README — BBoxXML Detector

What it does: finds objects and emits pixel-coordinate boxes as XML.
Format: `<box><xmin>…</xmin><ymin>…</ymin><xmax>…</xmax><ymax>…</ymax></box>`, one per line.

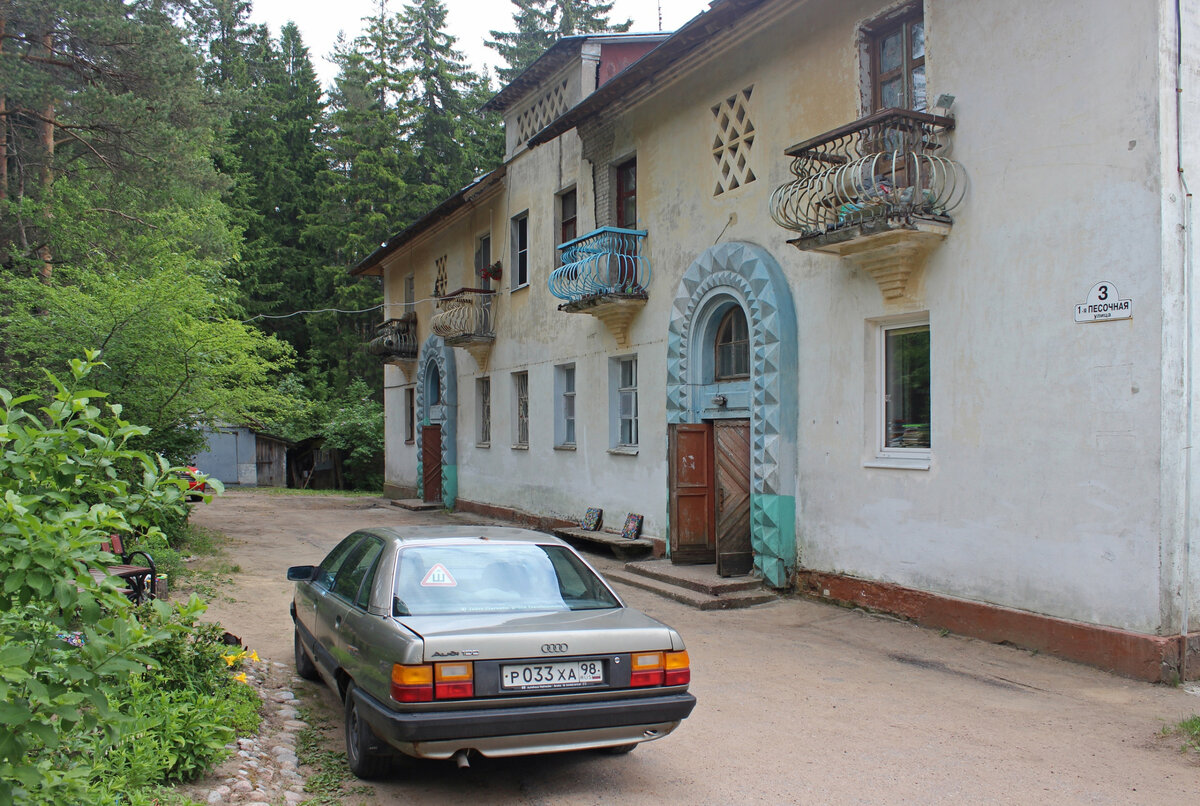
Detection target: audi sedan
<box><xmin>288</xmin><ymin>526</ymin><xmax>696</xmax><ymax>778</ymax></box>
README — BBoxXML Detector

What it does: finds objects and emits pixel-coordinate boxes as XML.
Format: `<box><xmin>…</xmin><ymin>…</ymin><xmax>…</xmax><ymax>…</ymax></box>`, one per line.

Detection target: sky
<box><xmin>248</xmin><ymin>0</ymin><xmax>713</xmax><ymax>90</ymax></box>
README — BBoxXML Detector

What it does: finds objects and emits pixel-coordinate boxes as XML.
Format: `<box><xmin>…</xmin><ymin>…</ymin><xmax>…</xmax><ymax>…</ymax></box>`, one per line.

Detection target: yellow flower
<box><xmin>233</xmin><ymin>672</ymin><xmax>248</xmax><ymax>684</ymax></box>
<box><xmin>222</xmin><ymin>650</ymin><xmax>246</xmax><ymax>667</ymax></box>
<box><xmin>249</xmin><ymin>650</ymin><xmax>260</xmax><ymax>663</ymax></box>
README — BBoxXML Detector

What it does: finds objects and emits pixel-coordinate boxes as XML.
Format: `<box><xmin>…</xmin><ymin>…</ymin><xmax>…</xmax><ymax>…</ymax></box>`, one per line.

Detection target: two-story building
<box><xmin>352</xmin><ymin>0</ymin><xmax>1199</xmax><ymax>682</ymax></box>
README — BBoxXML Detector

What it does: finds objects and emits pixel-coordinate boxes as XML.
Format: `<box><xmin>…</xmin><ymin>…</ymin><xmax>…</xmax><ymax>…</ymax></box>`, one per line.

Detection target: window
<box><xmin>715</xmin><ymin>306</ymin><xmax>750</xmax><ymax>380</ymax></box>
<box><xmin>405</xmin><ymin>388</ymin><xmax>415</xmax><ymax>443</ymax></box>
<box><xmin>331</xmin><ymin>536</ymin><xmax>384</xmax><ymax>605</ymax></box>
<box><xmin>615</xmin><ymin>158</ymin><xmax>637</xmax><ymax>228</ymax></box>
<box><xmin>404</xmin><ymin>274</ymin><xmax>415</xmax><ymax>316</ymax></box>
<box><xmin>477</xmin><ymin>377</ymin><xmax>491</xmax><ymax>445</ymax></box>
<box><xmin>555</xmin><ymin>364</ymin><xmax>576</xmax><ymax>447</ymax></box>
<box><xmin>474</xmin><ymin>234</ymin><xmax>492</xmax><ymax>289</ymax></box>
<box><xmin>611</xmin><ymin>356</ymin><xmax>638</xmax><ymax>448</ymax></box>
<box><xmin>314</xmin><ymin>535</ymin><xmax>359</xmax><ymax>590</ymax></box>
<box><xmin>867</xmin><ymin>7</ymin><xmax>925</xmax><ymax>112</ymax></box>
<box><xmin>513</xmin><ymin>371</ymin><xmax>529</xmax><ymax>447</ymax></box>
<box><xmin>511</xmin><ymin>214</ymin><xmax>529</xmax><ymax>288</ymax></box>
<box><xmin>426</xmin><ymin>366</ymin><xmax>441</xmax><ymax>406</ymax></box>
<box><xmin>558</xmin><ymin>188</ymin><xmax>577</xmax><ymax>244</ymax></box>
<box><xmin>880</xmin><ymin>322</ymin><xmax>930</xmax><ymax>454</ymax></box>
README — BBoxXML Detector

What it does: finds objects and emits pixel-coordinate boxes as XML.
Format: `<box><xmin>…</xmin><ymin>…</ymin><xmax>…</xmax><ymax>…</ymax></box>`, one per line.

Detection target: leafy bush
<box><xmin>0</xmin><ymin>354</ymin><xmax>250</xmax><ymax>804</ymax></box>
<box><xmin>320</xmin><ymin>377</ymin><xmax>384</xmax><ymax>490</ymax></box>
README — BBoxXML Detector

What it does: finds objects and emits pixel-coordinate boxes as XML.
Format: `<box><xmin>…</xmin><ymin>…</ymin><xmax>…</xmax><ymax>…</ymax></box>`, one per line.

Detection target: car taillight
<box><xmin>391</xmin><ymin>664</ymin><xmax>433</xmax><ymax>702</ymax></box>
<box><xmin>630</xmin><ymin>650</ymin><xmax>690</xmax><ymax>687</ymax></box>
<box><xmin>664</xmin><ymin>650</ymin><xmax>690</xmax><ymax>686</ymax></box>
<box><xmin>630</xmin><ymin>651</ymin><xmax>665</xmax><ymax>686</ymax></box>
<box><xmin>434</xmin><ymin>662</ymin><xmax>474</xmax><ymax>699</ymax></box>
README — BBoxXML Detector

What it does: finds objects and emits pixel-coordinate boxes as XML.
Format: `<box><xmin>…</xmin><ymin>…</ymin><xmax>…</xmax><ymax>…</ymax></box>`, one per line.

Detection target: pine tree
<box><xmin>398</xmin><ymin>0</ymin><xmax>491</xmax><ymax>213</ymax></box>
<box><xmin>486</xmin><ymin>0</ymin><xmax>632</xmax><ymax>83</ymax></box>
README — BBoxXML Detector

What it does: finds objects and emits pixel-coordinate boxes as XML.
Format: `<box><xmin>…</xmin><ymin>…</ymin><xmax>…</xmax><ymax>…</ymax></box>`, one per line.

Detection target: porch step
<box><xmin>623</xmin><ymin>560</ymin><xmax>765</xmax><ymax>596</ymax></box>
<box><xmin>391</xmin><ymin>499</ymin><xmax>444</xmax><ymax>511</ymax></box>
<box><xmin>552</xmin><ymin>527</ymin><xmax>657</xmax><ymax>560</ymax></box>
<box><xmin>604</xmin><ymin>562</ymin><xmax>777</xmax><ymax>611</ymax></box>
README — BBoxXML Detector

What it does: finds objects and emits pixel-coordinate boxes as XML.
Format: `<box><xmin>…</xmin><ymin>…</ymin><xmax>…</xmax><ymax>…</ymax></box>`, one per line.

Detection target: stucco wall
<box><xmin>376</xmin><ymin>0</ymin><xmax>1190</xmax><ymax>635</ymax></box>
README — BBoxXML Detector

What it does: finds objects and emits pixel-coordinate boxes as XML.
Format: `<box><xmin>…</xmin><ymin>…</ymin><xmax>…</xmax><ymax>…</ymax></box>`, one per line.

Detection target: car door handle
<box><xmin>334</xmin><ymin>616</ymin><xmax>342</xmax><ymax>629</ymax></box>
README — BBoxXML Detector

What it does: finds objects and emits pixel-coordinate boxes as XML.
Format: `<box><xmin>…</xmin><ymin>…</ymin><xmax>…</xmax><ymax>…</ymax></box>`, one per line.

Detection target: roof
<box><xmin>481</xmin><ymin>32</ymin><xmax>673</xmax><ymax>114</ymax></box>
<box><xmin>350</xmin><ymin>165</ymin><xmax>507</xmax><ymax>278</ymax></box>
<box><xmin>357</xmin><ymin>525</ymin><xmax>568</xmax><ymax>546</ymax></box>
<box><xmin>528</xmin><ymin>0</ymin><xmax>770</xmax><ymax>147</ymax></box>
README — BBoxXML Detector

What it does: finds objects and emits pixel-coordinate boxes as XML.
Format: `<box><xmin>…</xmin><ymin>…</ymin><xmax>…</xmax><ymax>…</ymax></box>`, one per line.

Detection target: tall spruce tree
<box><xmin>398</xmin><ymin>0</ymin><xmax>498</xmax><ymax>213</ymax></box>
<box><xmin>486</xmin><ymin>0</ymin><xmax>632</xmax><ymax>83</ymax></box>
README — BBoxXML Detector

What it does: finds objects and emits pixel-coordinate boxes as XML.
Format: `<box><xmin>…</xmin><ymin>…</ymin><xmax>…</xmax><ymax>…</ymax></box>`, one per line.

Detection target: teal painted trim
<box><xmin>443</xmin><ymin>464</ymin><xmax>458</xmax><ymax>509</ymax></box>
<box><xmin>753</xmin><ymin>493</ymin><xmax>796</xmax><ymax>588</ymax></box>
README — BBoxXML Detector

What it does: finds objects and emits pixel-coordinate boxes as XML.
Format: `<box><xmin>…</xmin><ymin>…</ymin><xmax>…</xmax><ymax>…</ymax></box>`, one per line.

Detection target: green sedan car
<box><xmin>288</xmin><ymin>526</ymin><xmax>696</xmax><ymax>778</ymax></box>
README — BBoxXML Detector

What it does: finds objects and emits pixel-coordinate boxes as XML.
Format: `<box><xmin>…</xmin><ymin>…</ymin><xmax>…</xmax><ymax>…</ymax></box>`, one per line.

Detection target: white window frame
<box><xmin>404</xmin><ymin>274</ymin><xmax>415</xmax><ymax>316</ymax></box>
<box><xmin>511</xmin><ymin>213</ymin><xmax>529</xmax><ymax>290</ymax></box>
<box><xmin>554</xmin><ymin>363</ymin><xmax>576</xmax><ymax>448</ymax></box>
<box><xmin>867</xmin><ymin>314</ymin><xmax>931</xmax><ymax>469</ymax></box>
<box><xmin>404</xmin><ymin>387</ymin><xmax>415</xmax><ymax>444</ymax></box>
<box><xmin>512</xmin><ymin>371</ymin><xmax>529</xmax><ymax>448</ymax></box>
<box><xmin>609</xmin><ymin>355</ymin><xmax>638</xmax><ymax>451</ymax></box>
<box><xmin>476</xmin><ymin>377</ymin><xmax>491</xmax><ymax>447</ymax></box>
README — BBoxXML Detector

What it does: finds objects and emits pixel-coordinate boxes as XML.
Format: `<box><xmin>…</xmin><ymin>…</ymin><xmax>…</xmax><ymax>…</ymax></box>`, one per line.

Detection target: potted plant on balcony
<box><xmin>481</xmin><ymin>261</ymin><xmax>502</xmax><ymax>282</ymax></box>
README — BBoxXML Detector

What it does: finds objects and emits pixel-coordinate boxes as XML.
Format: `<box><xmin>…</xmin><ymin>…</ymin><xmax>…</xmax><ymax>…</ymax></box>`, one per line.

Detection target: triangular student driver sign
<box><xmin>420</xmin><ymin>563</ymin><xmax>457</xmax><ymax>587</ymax></box>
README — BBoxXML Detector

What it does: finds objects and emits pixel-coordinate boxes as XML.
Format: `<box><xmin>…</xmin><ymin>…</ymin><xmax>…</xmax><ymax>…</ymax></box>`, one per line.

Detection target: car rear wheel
<box><xmin>294</xmin><ymin>627</ymin><xmax>319</xmax><ymax>681</ymax></box>
<box><xmin>345</xmin><ymin>683</ymin><xmax>391</xmax><ymax>779</ymax></box>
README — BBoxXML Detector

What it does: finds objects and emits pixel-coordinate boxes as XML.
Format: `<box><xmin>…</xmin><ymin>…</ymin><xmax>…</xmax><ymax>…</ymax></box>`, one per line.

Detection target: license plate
<box><xmin>500</xmin><ymin>660</ymin><xmax>604</xmax><ymax>690</ymax></box>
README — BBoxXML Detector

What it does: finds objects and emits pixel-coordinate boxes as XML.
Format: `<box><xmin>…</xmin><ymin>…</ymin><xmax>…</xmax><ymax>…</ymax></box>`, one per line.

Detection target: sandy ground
<box><xmin>190</xmin><ymin>490</ymin><xmax>1200</xmax><ymax>805</ymax></box>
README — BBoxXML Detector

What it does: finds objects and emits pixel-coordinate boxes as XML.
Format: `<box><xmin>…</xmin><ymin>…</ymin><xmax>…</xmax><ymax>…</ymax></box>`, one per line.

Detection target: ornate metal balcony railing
<box><xmin>430</xmin><ymin>288</ymin><xmax>495</xmax><ymax>343</ymax></box>
<box><xmin>769</xmin><ymin>108</ymin><xmax>966</xmax><ymax>238</ymax></box>
<box><xmin>549</xmin><ymin>227</ymin><xmax>650</xmax><ymax>304</ymax></box>
<box><xmin>366</xmin><ymin>313</ymin><xmax>418</xmax><ymax>361</ymax></box>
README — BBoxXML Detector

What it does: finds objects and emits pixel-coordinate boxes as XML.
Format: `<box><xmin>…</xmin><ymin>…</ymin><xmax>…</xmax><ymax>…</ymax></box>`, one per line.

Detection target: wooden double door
<box><xmin>668</xmin><ymin>420</ymin><xmax>752</xmax><ymax>576</ymax></box>
<box><xmin>422</xmin><ymin>424</ymin><xmax>442</xmax><ymax>503</ymax></box>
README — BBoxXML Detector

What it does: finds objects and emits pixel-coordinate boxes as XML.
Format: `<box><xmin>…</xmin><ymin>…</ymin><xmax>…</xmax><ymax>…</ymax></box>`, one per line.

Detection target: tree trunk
<box><xmin>36</xmin><ymin>30</ymin><xmax>54</xmax><ymax>281</ymax></box>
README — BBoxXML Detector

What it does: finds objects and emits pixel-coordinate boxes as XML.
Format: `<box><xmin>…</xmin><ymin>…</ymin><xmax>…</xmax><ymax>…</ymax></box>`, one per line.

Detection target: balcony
<box><xmin>367</xmin><ymin>313</ymin><xmax>418</xmax><ymax>366</ymax></box>
<box><xmin>769</xmin><ymin>109</ymin><xmax>966</xmax><ymax>302</ymax></box>
<box><xmin>549</xmin><ymin>227</ymin><xmax>650</xmax><ymax>348</ymax></box>
<box><xmin>430</xmin><ymin>287</ymin><xmax>495</xmax><ymax>369</ymax></box>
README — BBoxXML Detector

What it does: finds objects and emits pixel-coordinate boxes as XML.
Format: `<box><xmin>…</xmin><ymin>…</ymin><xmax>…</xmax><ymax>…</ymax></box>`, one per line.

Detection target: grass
<box><xmin>295</xmin><ymin>708</ymin><xmax>375</xmax><ymax>805</ymax></box>
<box><xmin>1178</xmin><ymin>715</ymin><xmax>1200</xmax><ymax>753</ymax></box>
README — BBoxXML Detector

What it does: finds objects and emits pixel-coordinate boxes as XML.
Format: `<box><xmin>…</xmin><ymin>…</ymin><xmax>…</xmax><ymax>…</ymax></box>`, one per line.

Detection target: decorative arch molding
<box><xmin>416</xmin><ymin>334</ymin><xmax>459</xmax><ymax>507</ymax></box>
<box><xmin>666</xmin><ymin>242</ymin><xmax>798</xmax><ymax>587</ymax></box>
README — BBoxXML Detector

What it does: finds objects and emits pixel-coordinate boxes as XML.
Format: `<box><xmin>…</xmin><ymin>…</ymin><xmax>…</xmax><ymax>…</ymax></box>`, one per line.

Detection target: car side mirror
<box><xmin>287</xmin><ymin>565</ymin><xmax>316</xmax><ymax>581</ymax></box>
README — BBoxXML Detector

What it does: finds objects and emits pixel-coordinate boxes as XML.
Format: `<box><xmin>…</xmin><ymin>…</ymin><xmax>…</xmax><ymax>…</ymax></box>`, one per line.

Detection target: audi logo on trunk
<box><xmin>541</xmin><ymin>643</ymin><xmax>569</xmax><ymax>654</ymax></box>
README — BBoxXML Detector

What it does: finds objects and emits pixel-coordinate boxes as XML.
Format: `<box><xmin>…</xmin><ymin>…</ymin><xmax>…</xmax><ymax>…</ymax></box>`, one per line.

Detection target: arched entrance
<box><xmin>665</xmin><ymin>242</ymin><xmax>798</xmax><ymax>588</ymax></box>
<box><xmin>415</xmin><ymin>334</ymin><xmax>458</xmax><ymax>507</ymax></box>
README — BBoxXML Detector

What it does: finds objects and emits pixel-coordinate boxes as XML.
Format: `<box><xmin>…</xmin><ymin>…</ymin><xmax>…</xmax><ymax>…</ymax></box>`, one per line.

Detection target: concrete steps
<box><xmin>604</xmin><ymin>560</ymin><xmax>777</xmax><ymax>611</ymax></box>
<box><xmin>390</xmin><ymin>499</ymin><xmax>444</xmax><ymax>511</ymax></box>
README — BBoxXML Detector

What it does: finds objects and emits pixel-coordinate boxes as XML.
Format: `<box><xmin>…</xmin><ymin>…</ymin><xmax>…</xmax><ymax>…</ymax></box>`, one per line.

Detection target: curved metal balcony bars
<box><xmin>430</xmin><ymin>288</ymin><xmax>495</xmax><ymax>341</ymax></box>
<box><xmin>769</xmin><ymin>108</ymin><xmax>966</xmax><ymax>237</ymax></box>
<box><xmin>549</xmin><ymin>227</ymin><xmax>650</xmax><ymax>303</ymax></box>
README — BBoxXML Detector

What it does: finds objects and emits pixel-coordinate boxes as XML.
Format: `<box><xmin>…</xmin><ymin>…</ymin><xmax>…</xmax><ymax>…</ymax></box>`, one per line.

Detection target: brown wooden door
<box><xmin>668</xmin><ymin>423</ymin><xmax>715</xmax><ymax>564</ymax></box>
<box><xmin>714</xmin><ymin>420</ymin><xmax>752</xmax><ymax>576</ymax></box>
<box><xmin>422</xmin><ymin>425</ymin><xmax>442</xmax><ymax>503</ymax></box>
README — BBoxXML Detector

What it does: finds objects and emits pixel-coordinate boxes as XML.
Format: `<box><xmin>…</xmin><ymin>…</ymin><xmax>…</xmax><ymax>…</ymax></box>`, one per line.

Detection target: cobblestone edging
<box><xmin>194</xmin><ymin>661</ymin><xmax>311</xmax><ymax>806</ymax></box>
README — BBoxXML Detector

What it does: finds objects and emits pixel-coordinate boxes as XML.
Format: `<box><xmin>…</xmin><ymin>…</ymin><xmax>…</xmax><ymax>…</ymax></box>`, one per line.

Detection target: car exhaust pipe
<box><xmin>453</xmin><ymin>749</ymin><xmax>470</xmax><ymax>769</ymax></box>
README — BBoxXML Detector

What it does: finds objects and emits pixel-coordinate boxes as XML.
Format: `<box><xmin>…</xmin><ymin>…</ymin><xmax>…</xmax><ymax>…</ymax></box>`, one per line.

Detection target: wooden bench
<box><xmin>551</xmin><ymin>527</ymin><xmax>656</xmax><ymax>560</ymax></box>
<box><xmin>98</xmin><ymin>535</ymin><xmax>157</xmax><ymax>604</ymax></box>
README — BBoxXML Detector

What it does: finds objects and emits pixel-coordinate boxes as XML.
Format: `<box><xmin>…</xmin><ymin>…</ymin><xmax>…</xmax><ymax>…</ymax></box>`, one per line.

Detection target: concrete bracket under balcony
<box><xmin>550</xmin><ymin>227</ymin><xmax>650</xmax><ymax>348</ymax></box>
<box><xmin>770</xmin><ymin>108</ymin><xmax>965</xmax><ymax>304</ymax></box>
<box><xmin>791</xmin><ymin>216</ymin><xmax>951</xmax><ymax>303</ymax></box>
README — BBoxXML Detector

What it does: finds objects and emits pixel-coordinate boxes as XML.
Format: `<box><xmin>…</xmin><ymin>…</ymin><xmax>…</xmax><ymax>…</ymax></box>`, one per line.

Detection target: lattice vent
<box><xmin>516</xmin><ymin>79</ymin><xmax>570</xmax><ymax>143</ymax></box>
<box><xmin>712</xmin><ymin>86</ymin><xmax>757</xmax><ymax>196</ymax></box>
<box><xmin>434</xmin><ymin>255</ymin><xmax>447</xmax><ymax>299</ymax></box>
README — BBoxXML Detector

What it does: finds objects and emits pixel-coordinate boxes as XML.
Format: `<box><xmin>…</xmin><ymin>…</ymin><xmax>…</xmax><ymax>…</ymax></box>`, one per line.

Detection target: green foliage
<box><xmin>1178</xmin><ymin>715</ymin><xmax>1200</xmax><ymax>753</ymax></box>
<box><xmin>321</xmin><ymin>378</ymin><xmax>385</xmax><ymax>490</ymax></box>
<box><xmin>0</xmin><ymin>356</ymin><xmax>249</xmax><ymax>804</ymax></box>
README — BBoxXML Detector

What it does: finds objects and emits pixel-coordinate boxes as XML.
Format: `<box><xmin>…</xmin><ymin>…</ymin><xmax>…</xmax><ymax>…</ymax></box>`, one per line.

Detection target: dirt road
<box><xmin>191</xmin><ymin>491</ymin><xmax>1200</xmax><ymax>805</ymax></box>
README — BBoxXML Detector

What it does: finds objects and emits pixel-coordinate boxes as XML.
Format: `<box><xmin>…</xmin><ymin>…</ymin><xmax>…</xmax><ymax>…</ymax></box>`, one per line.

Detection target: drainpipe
<box><xmin>1177</xmin><ymin>0</ymin><xmax>1192</xmax><ymax>681</ymax></box>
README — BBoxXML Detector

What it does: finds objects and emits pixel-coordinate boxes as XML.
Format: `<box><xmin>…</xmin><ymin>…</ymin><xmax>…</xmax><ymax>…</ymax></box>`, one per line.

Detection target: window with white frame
<box><xmin>511</xmin><ymin>213</ymin><xmax>529</xmax><ymax>288</ymax></box>
<box><xmin>555</xmin><ymin>364</ymin><xmax>576</xmax><ymax>447</ymax></box>
<box><xmin>404</xmin><ymin>275</ymin><xmax>415</xmax><ymax>316</ymax></box>
<box><xmin>879</xmin><ymin>320</ymin><xmax>930</xmax><ymax>456</ymax></box>
<box><xmin>474</xmin><ymin>234</ymin><xmax>492</xmax><ymax>290</ymax></box>
<box><xmin>610</xmin><ymin>356</ymin><xmax>638</xmax><ymax>448</ymax></box>
<box><xmin>558</xmin><ymin>188</ymin><xmax>577</xmax><ymax>245</ymax></box>
<box><xmin>513</xmin><ymin>371</ymin><xmax>529</xmax><ymax>447</ymax></box>
<box><xmin>476</xmin><ymin>377</ymin><xmax>491</xmax><ymax>446</ymax></box>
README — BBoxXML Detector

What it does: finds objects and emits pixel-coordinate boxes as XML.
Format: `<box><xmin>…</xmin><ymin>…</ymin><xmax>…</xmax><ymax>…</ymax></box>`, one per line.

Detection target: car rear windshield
<box><xmin>392</xmin><ymin>543</ymin><xmax>620</xmax><ymax>616</ymax></box>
